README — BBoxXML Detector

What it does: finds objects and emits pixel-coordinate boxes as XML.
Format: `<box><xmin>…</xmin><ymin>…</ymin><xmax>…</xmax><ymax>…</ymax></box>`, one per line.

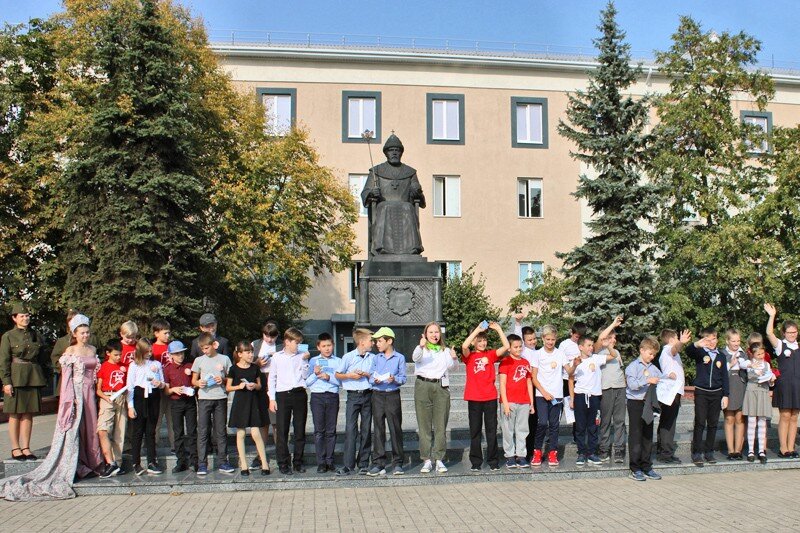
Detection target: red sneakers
<box><xmin>531</xmin><ymin>449</ymin><xmax>543</xmax><ymax>467</ymax></box>
<box><xmin>547</xmin><ymin>450</ymin><xmax>559</xmax><ymax>466</ymax></box>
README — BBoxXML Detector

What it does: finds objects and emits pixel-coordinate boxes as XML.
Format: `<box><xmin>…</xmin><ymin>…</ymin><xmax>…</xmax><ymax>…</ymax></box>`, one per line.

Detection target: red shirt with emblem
<box><xmin>163</xmin><ymin>362</ymin><xmax>195</xmax><ymax>400</ymax></box>
<box><xmin>152</xmin><ymin>342</ymin><xmax>170</xmax><ymax>368</ymax></box>
<box><xmin>498</xmin><ymin>356</ymin><xmax>532</xmax><ymax>404</ymax></box>
<box><xmin>97</xmin><ymin>361</ymin><xmax>127</xmax><ymax>392</ymax></box>
<box><xmin>463</xmin><ymin>349</ymin><xmax>499</xmax><ymax>402</ymax></box>
<box><xmin>121</xmin><ymin>341</ymin><xmax>136</xmax><ymax>368</ymax></box>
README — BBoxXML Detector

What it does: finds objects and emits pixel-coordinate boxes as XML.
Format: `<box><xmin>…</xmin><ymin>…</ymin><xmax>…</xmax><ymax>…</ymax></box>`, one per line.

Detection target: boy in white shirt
<box><xmin>530</xmin><ymin>325</ymin><xmax>575</xmax><ymax>467</ymax></box>
<box><xmin>559</xmin><ymin>322</ymin><xmax>586</xmax><ymax>445</ymax></box>
<box><xmin>655</xmin><ymin>328</ymin><xmax>690</xmax><ymax>464</ymax></box>
<box><xmin>569</xmin><ymin>334</ymin><xmax>615</xmax><ymax>466</ymax></box>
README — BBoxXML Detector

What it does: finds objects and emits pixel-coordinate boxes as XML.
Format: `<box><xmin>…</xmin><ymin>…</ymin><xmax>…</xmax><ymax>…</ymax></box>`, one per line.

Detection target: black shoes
<box><xmin>172</xmin><ymin>463</ymin><xmax>188</xmax><ymax>474</ymax></box>
<box><xmin>294</xmin><ymin>464</ymin><xmax>306</xmax><ymax>473</ymax></box>
<box><xmin>317</xmin><ymin>465</ymin><xmax>327</xmax><ymax>473</ymax></box>
<box><xmin>99</xmin><ymin>462</ymin><xmax>121</xmax><ymax>478</ymax></box>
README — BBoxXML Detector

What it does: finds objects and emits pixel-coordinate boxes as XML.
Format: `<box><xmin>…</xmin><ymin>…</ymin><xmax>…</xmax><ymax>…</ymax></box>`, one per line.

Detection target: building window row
<box><xmin>257</xmin><ymin>88</ymin><xmax>549</xmax><ymax>147</ymax></box>
<box><xmin>349</xmin><ymin>174</ymin><xmax>543</xmax><ymax>220</ymax></box>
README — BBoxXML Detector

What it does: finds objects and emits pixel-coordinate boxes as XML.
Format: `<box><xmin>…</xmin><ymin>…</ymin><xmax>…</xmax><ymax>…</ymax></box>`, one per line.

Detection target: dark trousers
<box><xmin>130</xmin><ymin>387</ymin><xmax>160</xmax><ymax>466</ymax></box>
<box><xmin>468</xmin><ymin>399</ymin><xmax>499</xmax><ymax>468</ymax></box>
<box><xmin>198</xmin><ymin>398</ymin><xmax>227</xmax><ymax>464</ymax></box>
<box><xmin>693</xmin><ymin>388</ymin><xmax>723</xmax><ymax>455</ymax></box>
<box><xmin>627</xmin><ymin>399</ymin><xmax>653</xmax><ymax>472</ymax></box>
<box><xmin>310</xmin><ymin>391</ymin><xmax>339</xmax><ymax>466</ymax></box>
<box><xmin>574</xmin><ymin>393</ymin><xmax>601</xmax><ymax>456</ymax></box>
<box><xmin>534</xmin><ymin>397</ymin><xmax>563</xmax><ymax>451</ymax></box>
<box><xmin>343</xmin><ymin>390</ymin><xmax>372</xmax><ymax>470</ymax></box>
<box><xmin>372</xmin><ymin>389</ymin><xmax>403</xmax><ymax>468</ymax></box>
<box><xmin>170</xmin><ymin>396</ymin><xmax>198</xmax><ymax>467</ymax></box>
<box><xmin>656</xmin><ymin>395</ymin><xmax>681</xmax><ymax>459</ymax></box>
<box><xmin>525</xmin><ymin>411</ymin><xmax>539</xmax><ymax>461</ymax></box>
<box><xmin>276</xmin><ymin>387</ymin><xmax>308</xmax><ymax>469</ymax></box>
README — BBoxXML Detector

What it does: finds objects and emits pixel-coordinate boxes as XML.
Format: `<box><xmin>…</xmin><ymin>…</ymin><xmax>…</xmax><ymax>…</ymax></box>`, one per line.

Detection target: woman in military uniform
<box><xmin>1</xmin><ymin>303</ymin><xmax>49</xmax><ymax>461</ymax></box>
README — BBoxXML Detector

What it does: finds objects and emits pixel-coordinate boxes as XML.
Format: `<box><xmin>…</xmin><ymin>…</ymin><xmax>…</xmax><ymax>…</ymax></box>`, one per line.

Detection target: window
<box><xmin>741</xmin><ymin>111</ymin><xmax>772</xmax><ymax>153</ymax></box>
<box><xmin>342</xmin><ymin>91</ymin><xmax>381</xmax><ymax>143</ymax></box>
<box><xmin>517</xmin><ymin>178</ymin><xmax>543</xmax><ymax>218</ymax></box>
<box><xmin>511</xmin><ymin>97</ymin><xmax>548</xmax><ymax>148</ymax></box>
<box><xmin>519</xmin><ymin>262</ymin><xmax>543</xmax><ymax>291</ymax></box>
<box><xmin>348</xmin><ymin>174</ymin><xmax>369</xmax><ymax>217</ymax></box>
<box><xmin>256</xmin><ymin>88</ymin><xmax>296</xmax><ymax>136</ymax></box>
<box><xmin>433</xmin><ymin>175</ymin><xmax>461</xmax><ymax>217</ymax></box>
<box><xmin>349</xmin><ymin>261</ymin><xmax>364</xmax><ymax>301</ymax></box>
<box><xmin>427</xmin><ymin>93</ymin><xmax>465</xmax><ymax>145</ymax></box>
<box><xmin>439</xmin><ymin>261</ymin><xmax>462</xmax><ymax>282</ymax></box>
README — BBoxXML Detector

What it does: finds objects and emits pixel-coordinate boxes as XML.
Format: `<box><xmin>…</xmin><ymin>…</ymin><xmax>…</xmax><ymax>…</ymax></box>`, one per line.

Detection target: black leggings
<box><xmin>130</xmin><ymin>386</ymin><xmax>161</xmax><ymax>466</ymax></box>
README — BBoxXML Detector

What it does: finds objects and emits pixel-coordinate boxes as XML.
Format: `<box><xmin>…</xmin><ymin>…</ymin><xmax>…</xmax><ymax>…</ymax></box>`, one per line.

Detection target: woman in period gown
<box><xmin>0</xmin><ymin>314</ymin><xmax>104</xmax><ymax>501</ymax></box>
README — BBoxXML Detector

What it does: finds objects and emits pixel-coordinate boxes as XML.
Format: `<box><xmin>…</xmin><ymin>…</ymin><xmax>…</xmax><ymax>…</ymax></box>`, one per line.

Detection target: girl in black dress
<box><xmin>764</xmin><ymin>303</ymin><xmax>800</xmax><ymax>458</ymax></box>
<box><xmin>226</xmin><ymin>341</ymin><xmax>270</xmax><ymax>475</ymax></box>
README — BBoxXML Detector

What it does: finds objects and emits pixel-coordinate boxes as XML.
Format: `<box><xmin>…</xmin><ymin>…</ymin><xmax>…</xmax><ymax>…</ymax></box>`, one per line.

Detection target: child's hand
<box><xmin>373</xmin><ymin>377</ymin><xmax>382</xmax><ymax>384</ymax></box>
<box><xmin>612</xmin><ymin>315</ymin><xmax>624</xmax><ymax>328</ymax></box>
<box><xmin>198</xmin><ymin>379</ymin><xmax>207</xmax><ymax>388</ymax></box>
<box><xmin>489</xmin><ymin>321</ymin><xmax>501</xmax><ymax>331</ymax></box>
<box><xmin>269</xmin><ymin>400</ymin><xmax>277</xmax><ymax>413</ymax></box>
<box><xmin>301</xmin><ymin>352</ymin><xmax>311</xmax><ymax>360</ymax></box>
<box><xmin>514</xmin><ymin>312</ymin><xmax>524</xmax><ymax>322</ymax></box>
<box><xmin>419</xmin><ymin>335</ymin><xmax>426</xmax><ymax>348</ymax></box>
<box><xmin>569</xmin><ymin>397</ymin><xmax>574</xmax><ymax>409</ymax></box>
<box><xmin>502</xmin><ymin>403</ymin><xmax>511</xmax><ymax>417</ymax></box>
<box><xmin>100</xmin><ymin>395</ymin><xmax>112</xmax><ymax>404</ymax></box>
<box><xmin>320</xmin><ymin>372</ymin><xmax>330</xmax><ymax>381</ymax></box>
<box><xmin>721</xmin><ymin>397</ymin><xmax>729</xmax><ymax>410</ymax></box>
<box><xmin>647</xmin><ymin>377</ymin><xmax>660</xmax><ymax>385</ymax></box>
<box><xmin>128</xmin><ymin>407</ymin><xmax>137</xmax><ymax>419</ymax></box>
<box><xmin>151</xmin><ymin>379</ymin><xmax>162</xmax><ymax>388</ymax></box>
<box><xmin>529</xmin><ymin>405</ymin><xmax>535</xmax><ymax>415</ymax></box>
<box><xmin>764</xmin><ymin>302</ymin><xmax>777</xmax><ymax>317</ymax></box>
<box><xmin>386</xmin><ymin>375</ymin><xmax>395</xmax><ymax>383</ymax></box>
<box><xmin>246</xmin><ymin>382</ymin><xmax>255</xmax><ymax>391</ymax></box>
<box><xmin>240</xmin><ymin>382</ymin><xmax>247</xmax><ymax>390</ymax></box>
<box><xmin>679</xmin><ymin>329</ymin><xmax>692</xmax><ymax>344</ymax></box>
<box><xmin>668</xmin><ymin>372</ymin><xmax>677</xmax><ymax>380</ymax></box>
<box><xmin>314</xmin><ymin>365</ymin><xmax>322</xmax><ymax>375</ymax></box>
<box><xmin>170</xmin><ymin>387</ymin><xmax>182</xmax><ymax>395</ymax></box>
<box><xmin>543</xmin><ymin>392</ymin><xmax>553</xmax><ymax>402</ymax></box>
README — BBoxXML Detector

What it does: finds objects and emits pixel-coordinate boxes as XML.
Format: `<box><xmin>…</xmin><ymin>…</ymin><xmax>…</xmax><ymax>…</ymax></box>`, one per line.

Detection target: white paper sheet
<box><xmin>656</xmin><ymin>378</ymin><xmax>681</xmax><ymax>406</ymax></box>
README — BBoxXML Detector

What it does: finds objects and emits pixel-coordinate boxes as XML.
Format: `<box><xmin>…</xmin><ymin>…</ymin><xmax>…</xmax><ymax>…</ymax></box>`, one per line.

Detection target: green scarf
<box><xmin>426</xmin><ymin>342</ymin><xmax>442</xmax><ymax>352</ymax></box>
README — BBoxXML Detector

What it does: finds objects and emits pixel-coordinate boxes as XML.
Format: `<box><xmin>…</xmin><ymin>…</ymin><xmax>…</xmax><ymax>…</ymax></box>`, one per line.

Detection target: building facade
<box><xmin>213</xmin><ymin>43</ymin><xmax>800</xmax><ymax>353</ymax></box>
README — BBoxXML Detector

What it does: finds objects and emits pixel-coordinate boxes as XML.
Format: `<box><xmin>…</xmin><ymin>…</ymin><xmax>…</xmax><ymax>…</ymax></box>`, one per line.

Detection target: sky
<box><xmin>2</xmin><ymin>0</ymin><xmax>798</xmax><ymax>68</ymax></box>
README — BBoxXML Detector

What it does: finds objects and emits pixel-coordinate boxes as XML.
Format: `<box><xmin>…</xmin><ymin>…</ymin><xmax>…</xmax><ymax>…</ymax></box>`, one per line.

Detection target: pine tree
<box><xmin>556</xmin><ymin>2</ymin><xmax>659</xmax><ymax>353</ymax></box>
<box><xmin>56</xmin><ymin>0</ymin><xmax>212</xmax><ymax>339</ymax></box>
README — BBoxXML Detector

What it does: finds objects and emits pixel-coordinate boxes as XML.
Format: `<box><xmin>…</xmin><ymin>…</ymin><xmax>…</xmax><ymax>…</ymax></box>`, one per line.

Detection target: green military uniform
<box><xmin>1</xmin><ymin>320</ymin><xmax>49</xmax><ymax>414</ymax></box>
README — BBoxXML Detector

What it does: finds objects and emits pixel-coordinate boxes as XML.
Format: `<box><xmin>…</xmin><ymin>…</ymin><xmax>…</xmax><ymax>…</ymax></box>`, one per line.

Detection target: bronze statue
<box><xmin>361</xmin><ymin>134</ymin><xmax>426</xmax><ymax>258</ymax></box>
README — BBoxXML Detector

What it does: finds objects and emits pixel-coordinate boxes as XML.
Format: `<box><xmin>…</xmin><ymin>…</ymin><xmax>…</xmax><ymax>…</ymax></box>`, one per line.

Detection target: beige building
<box><xmin>213</xmin><ymin>42</ymin><xmax>800</xmax><ymax>352</ymax></box>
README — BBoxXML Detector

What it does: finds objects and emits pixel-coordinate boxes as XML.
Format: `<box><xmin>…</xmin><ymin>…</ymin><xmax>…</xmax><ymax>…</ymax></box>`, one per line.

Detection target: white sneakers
<box><xmin>420</xmin><ymin>459</ymin><xmax>448</xmax><ymax>473</ymax></box>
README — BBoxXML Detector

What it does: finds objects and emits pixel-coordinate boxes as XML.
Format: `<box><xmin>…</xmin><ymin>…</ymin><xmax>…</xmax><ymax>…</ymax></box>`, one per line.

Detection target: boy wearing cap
<box><xmin>190</xmin><ymin>313</ymin><xmax>230</xmax><ymax>362</ymax></box>
<box><xmin>367</xmin><ymin>327</ymin><xmax>407</xmax><ymax>476</ymax></box>
<box><xmin>163</xmin><ymin>340</ymin><xmax>198</xmax><ymax>473</ymax></box>
<box><xmin>96</xmin><ymin>339</ymin><xmax>127</xmax><ymax>477</ymax></box>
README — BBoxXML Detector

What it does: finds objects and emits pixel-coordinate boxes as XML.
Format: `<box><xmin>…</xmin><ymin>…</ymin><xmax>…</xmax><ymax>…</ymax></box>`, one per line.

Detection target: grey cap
<box><xmin>199</xmin><ymin>313</ymin><xmax>217</xmax><ymax>326</ymax></box>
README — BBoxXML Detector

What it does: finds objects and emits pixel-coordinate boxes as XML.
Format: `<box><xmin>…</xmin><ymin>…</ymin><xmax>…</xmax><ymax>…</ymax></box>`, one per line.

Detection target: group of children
<box><xmin>63</xmin><ymin>302</ymin><xmax>800</xmax><ymax>482</ymax></box>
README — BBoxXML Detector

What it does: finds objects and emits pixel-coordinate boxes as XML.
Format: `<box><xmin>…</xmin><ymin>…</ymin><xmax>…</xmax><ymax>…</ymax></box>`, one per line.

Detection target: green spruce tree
<box><xmin>556</xmin><ymin>2</ymin><xmax>659</xmax><ymax>352</ymax></box>
<box><xmin>56</xmin><ymin>0</ymin><xmax>211</xmax><ymax>339</ymax></box>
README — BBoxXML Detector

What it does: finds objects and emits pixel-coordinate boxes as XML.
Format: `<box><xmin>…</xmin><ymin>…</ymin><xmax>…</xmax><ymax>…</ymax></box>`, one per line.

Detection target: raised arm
<box><xmin>491</xmin><ymin>322</ymin><xmax>510</xmax><ymax>356</ymax></box>
<box><xmin>462</xmin><ymin>323</ymin><xmax>487</xmax><ymax>357</ymax></box>
<box><xmin>671</xmin><ymin>329</ymin><xmax>691</xmax><ymax>356</ymax></box>
<box><xmin>764</xmin><ymin>303</ymin><xmax>781</xmax><ymax>350</ymax></box>
<box><xmin>594</xmin><ymin>315</ymin><xmax>623</xmax><ymax>353</ymax></box>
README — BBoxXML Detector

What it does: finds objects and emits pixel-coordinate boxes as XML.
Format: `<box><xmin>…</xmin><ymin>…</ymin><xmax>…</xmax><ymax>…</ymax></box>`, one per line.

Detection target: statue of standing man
<box><xmin>361</xmin><ymin>134</ymin><xmax>426</xmax><ymax>258</ymax></box>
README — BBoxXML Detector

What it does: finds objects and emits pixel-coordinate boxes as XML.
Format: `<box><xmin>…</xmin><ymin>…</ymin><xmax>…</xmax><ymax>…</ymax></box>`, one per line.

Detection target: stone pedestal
<box><xmin>355</xmin><ymin>259</ymin><xmax>444</xmax><ymax>361</ymax></box>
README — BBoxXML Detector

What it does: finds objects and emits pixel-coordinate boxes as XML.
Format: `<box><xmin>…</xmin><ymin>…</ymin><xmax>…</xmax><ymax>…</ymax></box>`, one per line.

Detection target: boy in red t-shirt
<box><xmin>498</xmin><ymin>334</ymin><xmax>535</xmax><ymax>469</ymax></box>
<box><xmin>119</xmin><ymin>320</ymin><xmax>138</xmax><ymax>367</ymax></box>
<box><xmin>97</xmin><ymin>339</ymin><xmax>127</xmax><ymax>478</ymax></box>
<box><xmin>151</xmin><ymin>319</ymin><xmax>175</xmax><ymax>451</ymax></box>
<box><xmin>461</xmin><ymin>321</ymin><xmax>509</xmax><ymax>471</ymax></box>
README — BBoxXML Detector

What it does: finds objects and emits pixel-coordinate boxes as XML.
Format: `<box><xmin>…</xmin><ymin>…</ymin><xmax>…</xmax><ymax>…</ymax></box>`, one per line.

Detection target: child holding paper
<box><xmin>96</xmin><ymin>339</ymin><xmax>127</xmax><ymax>478</ymax></box>
<box><xmin>162</xmin><ymin>340</ymin><xmax>198</xmax><ymax>473</ymax></box>
<box><xmin>126</xmin><ymin>338</ymin><xmax>166</xmax><ymax>476</ymax></box>
<box><xmin>227</xmin><ymin>341</ymin><xmax>270</xmax><ymax>475</ymax></box>
<box><xmin>306</xmin><ymin>333</ymin><xmax>341</xmax><ymax>473</ymax></box>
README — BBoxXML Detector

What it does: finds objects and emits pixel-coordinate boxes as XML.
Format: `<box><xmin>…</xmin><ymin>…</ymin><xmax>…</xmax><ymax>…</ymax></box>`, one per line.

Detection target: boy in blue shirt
<box><xmin>625</xmin><ymin>336</ymin><xmax>663</xmax><ymax>482</ymax></box>
<box><xmin>367</xmin><ymin>327</ymin><xmax>407</xmax><ymax>476</ymax></box>
<box><xmin>334</xmin><ymin>328</ymin><xmax>375</xmax><ymax>475</ymax></box>
<box><xmin>305</xmin><ymin>333</ymin><xmax>341</xmax><ymax>473</ymax></box>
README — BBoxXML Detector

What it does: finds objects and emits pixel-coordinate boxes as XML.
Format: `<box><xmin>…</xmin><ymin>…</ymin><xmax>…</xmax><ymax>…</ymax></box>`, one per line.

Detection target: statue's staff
<box><xmin>362</xmin><ymin>129</ymin><xmax>377</xmax><ymax>258</ymax></box>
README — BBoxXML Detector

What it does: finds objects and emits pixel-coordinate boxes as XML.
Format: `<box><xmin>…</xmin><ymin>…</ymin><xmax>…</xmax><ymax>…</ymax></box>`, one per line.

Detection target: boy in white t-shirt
<box><xmin>569</xmin><ymin>334</ymin><xmax>616</xmax><ymax>466</ymax></box>
<box><xmin>530</xmin><ymin>325</ymin><xmax>574</xmax><ymax>467</ymax></box>
<box><xmin>559</xmin><ymin>322</ymin><xmax>586</xmax><ymax>445</ymax></box>
<box><xmin>655</xmin><ymin>328</ymin><xmax>690</xmax><ymax>464</ymax></box>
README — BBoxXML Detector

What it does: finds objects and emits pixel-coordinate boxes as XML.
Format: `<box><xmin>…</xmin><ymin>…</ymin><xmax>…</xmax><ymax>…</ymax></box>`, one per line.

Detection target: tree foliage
<box><xmin>649</xmin><ymin>16</ymin><xmax>777</xmax><ymax>333</ymax></box>
<box><xmin>508</xmin><ymin>267</ymin><xmax>573</xmax><ymax>335</ymax></box>
<box><xmin>442</xmin><ymin>265</ymin><xmax>502</xmax><ymax>352</ymax></box>
<box><xmin>0</xmin><ymin>0</ymin><xmax>357</xmax><ymax>342</ymax></box>
<box><xmin>555</xmin><ymin>1</ymin><xmax>659</xmax><ymax>352</ymax></box>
